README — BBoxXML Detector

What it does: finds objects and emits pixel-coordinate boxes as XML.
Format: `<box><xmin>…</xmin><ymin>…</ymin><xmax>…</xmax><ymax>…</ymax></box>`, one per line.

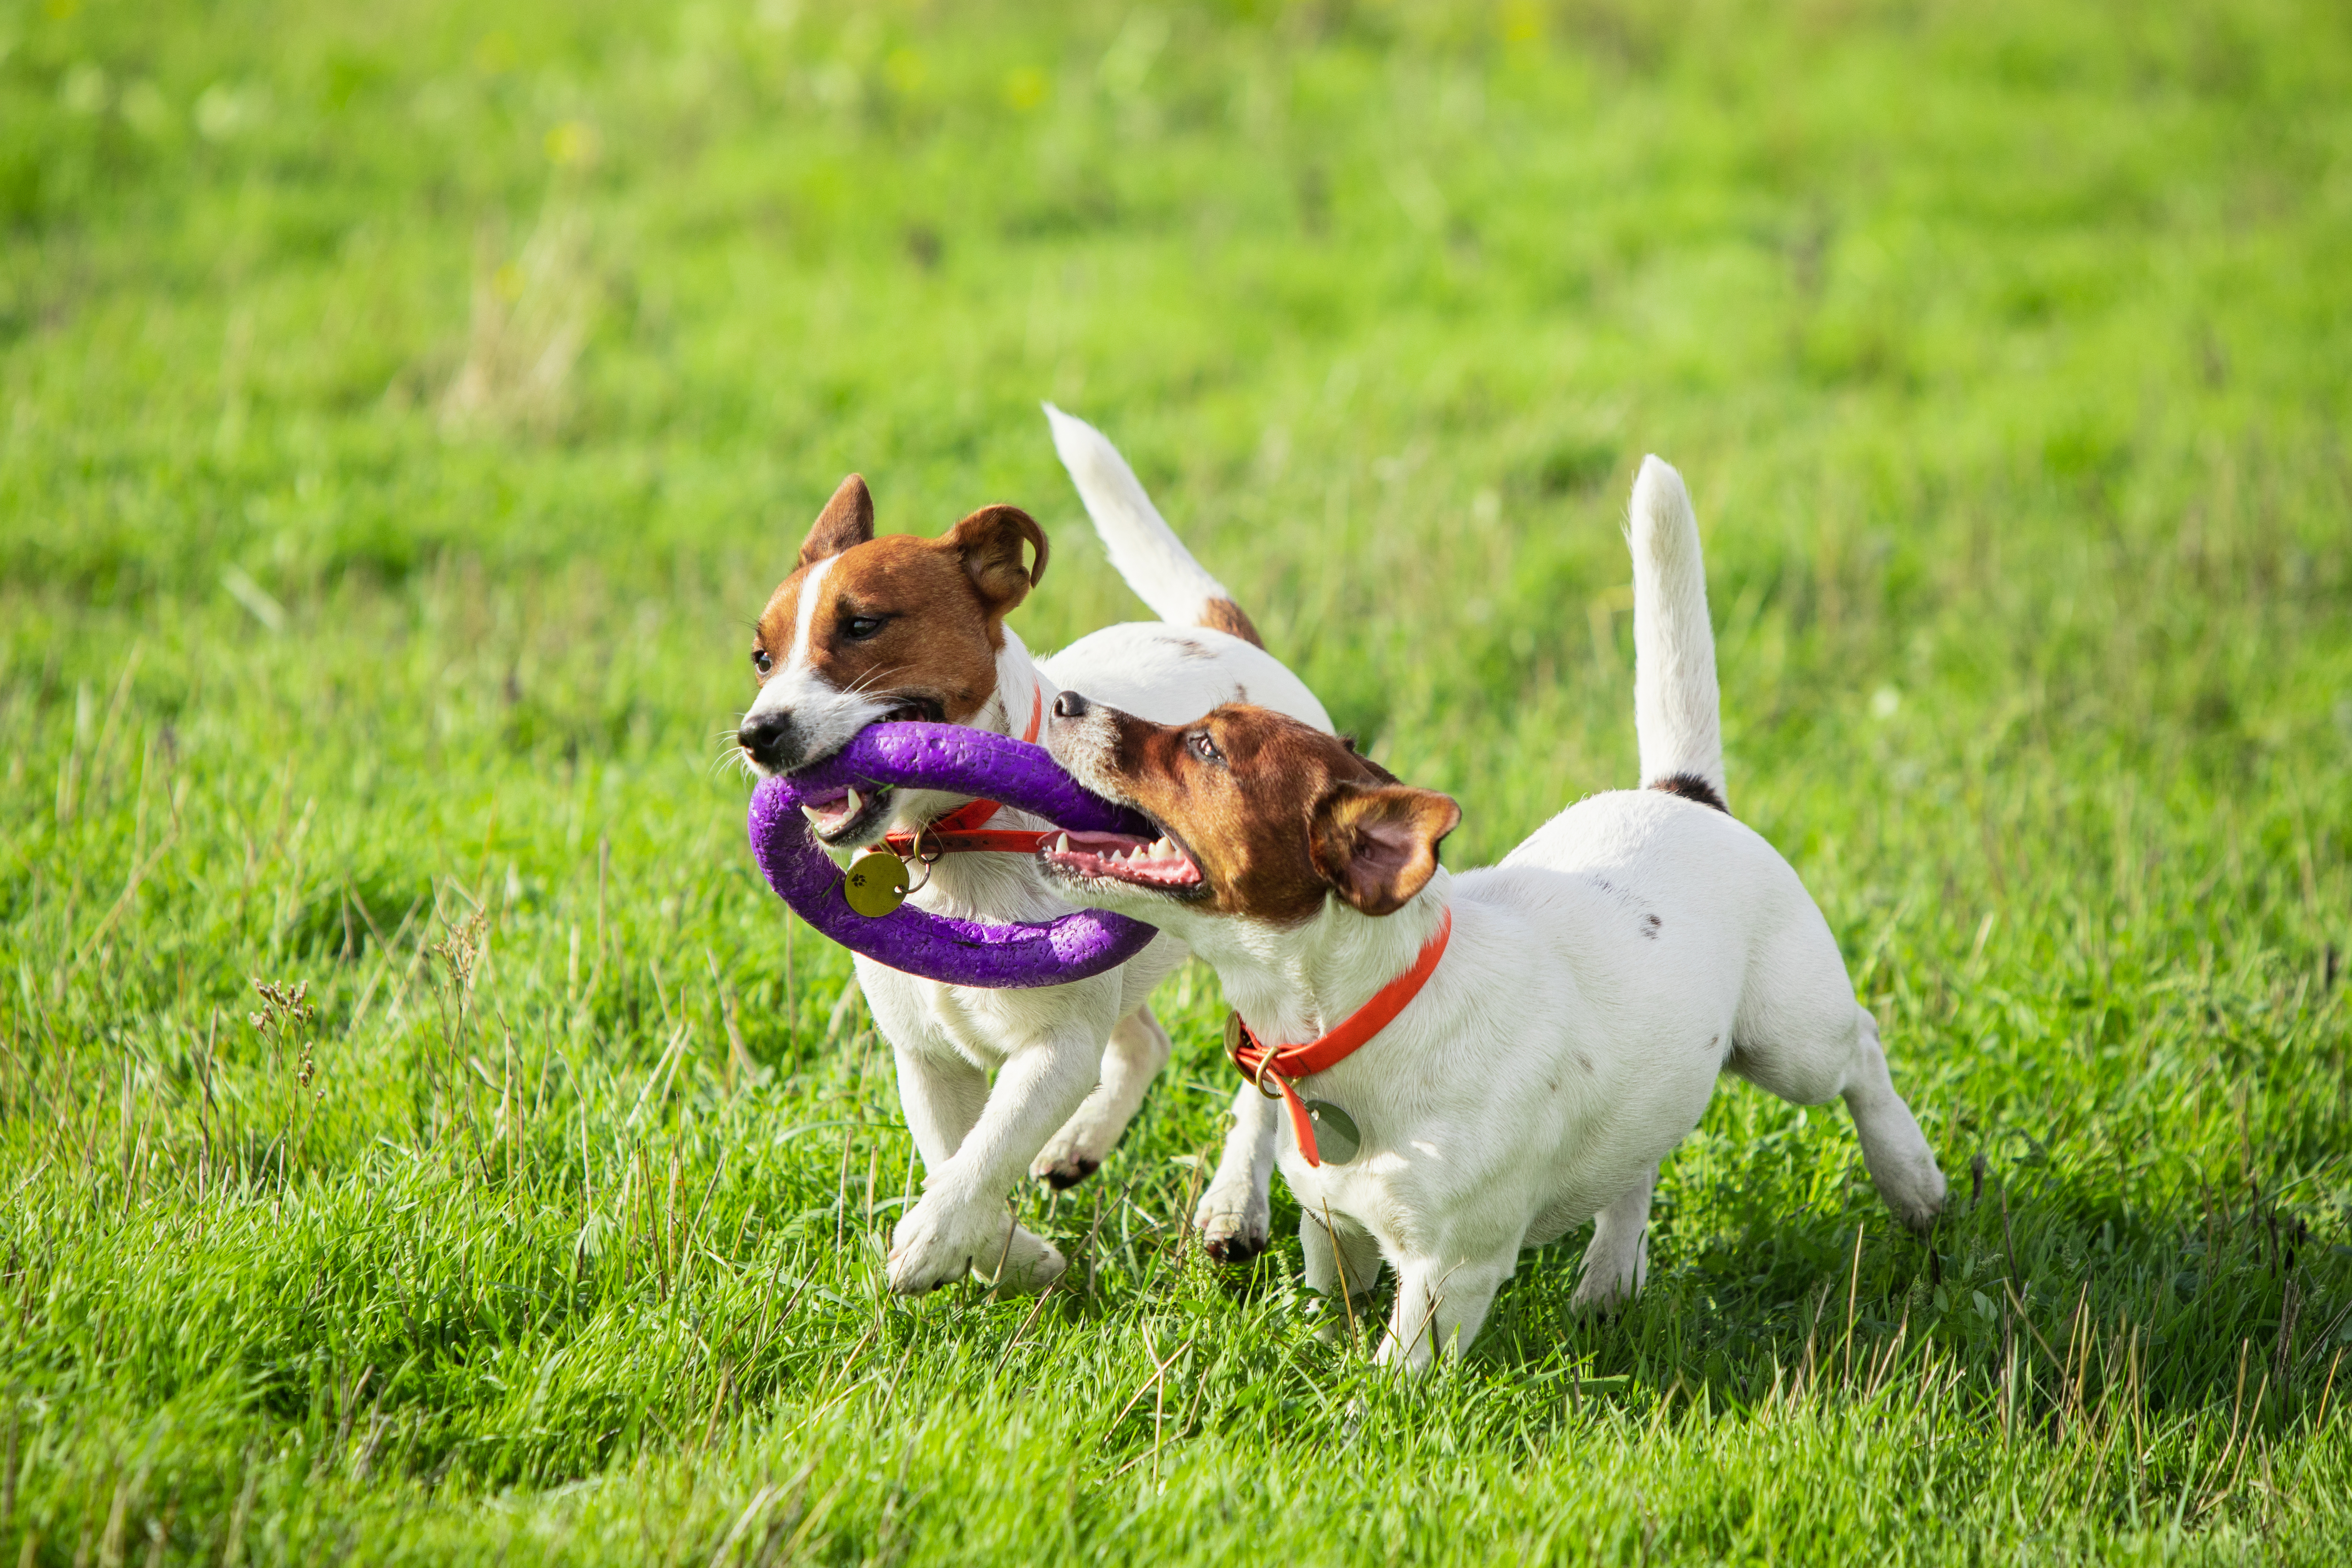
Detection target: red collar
<box><xmin>882</xmin><ymin>683</ymin><xmax>1048</xmax><ymax>856</ymax></box>
<box><xmin>1227</xmin><ymin>907</ymin><xmax>1452</xmax><ymax>1167</ymax></box>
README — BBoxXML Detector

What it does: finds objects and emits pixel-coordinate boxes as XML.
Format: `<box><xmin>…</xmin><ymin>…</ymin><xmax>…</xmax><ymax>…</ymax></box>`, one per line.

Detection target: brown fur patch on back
<box><xmin>1198</xmin><ymin>597</ymin><xmax>1263</xmax><ymax>648</ymax></box>
<box><xmin>1649</xmin><ymin>773</ymin><xmax>1729</xmax><ymax>814</ymax></box>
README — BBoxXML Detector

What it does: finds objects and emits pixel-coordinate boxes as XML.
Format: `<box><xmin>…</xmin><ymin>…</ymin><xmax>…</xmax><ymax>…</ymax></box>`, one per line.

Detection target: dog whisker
<box><xmin>707</xmin><ymin>739</ymin><xmax>762</xmax><ymax>782</ymax></box>
<box><xmin>840</xmin><ymin>668</ymin><xmax>898</xmax><ymax>702</ymax></box>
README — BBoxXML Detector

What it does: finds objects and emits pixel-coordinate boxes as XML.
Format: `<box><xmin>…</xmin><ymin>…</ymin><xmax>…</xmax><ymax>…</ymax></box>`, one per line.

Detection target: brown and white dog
<box><xmin>735</xmin><ymin>408</ymin><xmax>1325</xmax><ymax>1293</ymax></box>
<box><xmin>1039</xmin><ymin>458</ymin><xmax>1947</xmax><ymax>1366</ymax></box>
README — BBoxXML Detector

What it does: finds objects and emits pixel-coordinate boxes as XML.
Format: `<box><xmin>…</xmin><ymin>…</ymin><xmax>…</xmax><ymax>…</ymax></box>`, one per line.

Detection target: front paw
<box><xmin>1194</xmin><ymin>1183</ymin><xmax>1270</xmax><ymax>1264</ymax></box>
<box><xmin>887</xmin><ymin>1197</ymin><xmax>1005</xmax><ymax>1294</ymax></box>
<box><xmin>887</xmin><ymin>1198</ymin><xmax>1066</xmax><ymax>1294</ymax></box>
<box><xmin>976</xmin><ymin>1225</ymin><xmax>1066</xmax><ymax>1294</ymax></box>
<box><xmin>1028</xmin><ymin>1138</ymin><xmax>1100</xmax><ymax>1190</ymax></box>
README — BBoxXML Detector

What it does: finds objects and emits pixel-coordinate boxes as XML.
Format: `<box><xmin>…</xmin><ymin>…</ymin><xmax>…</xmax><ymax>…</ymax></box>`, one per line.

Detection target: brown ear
<box><xmin>1309</xmin><ymin>783</ymin><xmax>1461</xmax><ymax>916</ymax></box>
<box><xmin>798</xmin><ymin>474</ymin><xmax>875</xmax><ymax>567</ymax></box>
<box><xmin>943</xmin><ymin>504</ymin><xmax>1049</xmax><ymax>615</ymax></box>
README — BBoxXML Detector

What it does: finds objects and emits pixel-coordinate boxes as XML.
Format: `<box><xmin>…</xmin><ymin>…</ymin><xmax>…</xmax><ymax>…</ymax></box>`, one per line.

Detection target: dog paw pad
<box><xmin>1037</xmin><ymin>1156</ymin><xmax>1100</xmax><ymax>1190</ymax></box>
<box><xmin>1203</xmin><ymin>1229</ymin><xmax>1270</xmax><ymax>1264</ymax></box>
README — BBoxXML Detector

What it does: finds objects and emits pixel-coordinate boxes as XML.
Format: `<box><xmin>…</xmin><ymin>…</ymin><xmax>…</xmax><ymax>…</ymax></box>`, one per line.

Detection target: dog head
<box><xmin>1039</xmin><ymin>692</ymin><xmax>1460</xmax><ymax>931</ymax></box>
<box><xmin>737</xmin><ymin>473</ymin><xmax>1047</xmax><ymax>845</ymax></box>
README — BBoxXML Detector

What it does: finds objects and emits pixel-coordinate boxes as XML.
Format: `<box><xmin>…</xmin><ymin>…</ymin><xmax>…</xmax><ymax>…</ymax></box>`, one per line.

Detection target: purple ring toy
<box><xmin>747</xmin><ymin>723</ymin><xmax>1163</xmax><ymax>989</ymax></box>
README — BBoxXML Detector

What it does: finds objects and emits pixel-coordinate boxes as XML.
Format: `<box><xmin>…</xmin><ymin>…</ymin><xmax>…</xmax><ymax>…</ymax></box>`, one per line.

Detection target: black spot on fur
<box><xmin>1588</xmin><ymin>877</ymin><xmax>1641</xmax><ymax>913</ymax></box>
<box><xmin>1167</xmin><ymin>636</ymin><xmax>1212</xmax><ymax>660</ymax></box>
<box><xmin>1641</xmin><ymin>913</ymin><xmax>1663</xmax><ymax>939</ymax></box>
<box><xmin>1650</xmin><ymin>772</ymin><xmax>1728</xmax><ymax>813</ymax></box>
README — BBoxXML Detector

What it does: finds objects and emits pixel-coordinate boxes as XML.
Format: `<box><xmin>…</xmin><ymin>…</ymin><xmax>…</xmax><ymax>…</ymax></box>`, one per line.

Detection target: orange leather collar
<box><xmin>1228</xmin><ymin>907</ymin><xmax>1453</xmax><ymax>1167</ymax></box>
<box><xmin>882</xmin><ymin>684</ymin><xmax>1049</xmax><ymax>856</ymax></box>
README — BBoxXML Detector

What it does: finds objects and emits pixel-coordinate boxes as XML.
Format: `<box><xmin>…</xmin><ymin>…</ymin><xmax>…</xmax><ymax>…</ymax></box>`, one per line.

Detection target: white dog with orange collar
<box><xmin>1038</xmin><ymin>457</ymin><xmax>1948</xmax><ymax>1367</ymax></box>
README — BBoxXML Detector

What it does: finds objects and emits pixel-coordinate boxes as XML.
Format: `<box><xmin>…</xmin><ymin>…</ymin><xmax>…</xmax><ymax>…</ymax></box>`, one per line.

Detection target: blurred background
<box><xmin>9</xmin><ymin>0</ymin><xmax>2346</xmax><ymax>825</ymax></box>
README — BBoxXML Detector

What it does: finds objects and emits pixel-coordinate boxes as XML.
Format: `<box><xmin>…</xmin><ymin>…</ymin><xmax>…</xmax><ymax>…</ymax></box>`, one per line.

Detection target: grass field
<box><xmin>5</xmin><ymin>0</ymin><xmax>2352</xmax><ymax>1560</ymax></box>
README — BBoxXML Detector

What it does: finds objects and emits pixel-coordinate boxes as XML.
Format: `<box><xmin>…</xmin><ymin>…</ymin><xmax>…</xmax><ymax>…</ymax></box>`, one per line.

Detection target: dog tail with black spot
<box><xmin>1042</xmin><ymin>403</ymin><xmax>1265</xmax><ymax>647</ymax></box>
<box><xmin>1629</xmin><ymin>456</ymin><xmax>1728</xmax><ymax>814</ymax></box>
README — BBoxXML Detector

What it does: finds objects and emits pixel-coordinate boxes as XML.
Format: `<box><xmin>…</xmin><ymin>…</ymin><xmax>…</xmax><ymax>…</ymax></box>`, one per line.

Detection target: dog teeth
<box><xmin>845</xmin><ymin>787</ymin><xmax>863</xmax><ymax>816</ymax></box>
<box><xmin>1150</xmin><ymin>837</ymin><xmax>1175</xmax><ymax>858</ymax></box>
<box><xmin>801</xmin><ymin>804</ymin><xmax>824</xmax><ymax>825</ymax></box>
<box><xmin>1052</xmin><ymin>832</ymin><xmax>1071</xmax><ymax>854</ymax></box>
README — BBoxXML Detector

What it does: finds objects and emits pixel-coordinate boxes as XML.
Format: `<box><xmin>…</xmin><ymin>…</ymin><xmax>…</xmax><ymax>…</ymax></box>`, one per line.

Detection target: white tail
<box><xmin>1629</xmin><ymin>455</ymin><xmax>1725</xmax><ymax>807</ymax></box>
<box><xmin>1044</xmin><ymin>404</ymin><xmax>1261</xmax><ymax>645</ymax></box>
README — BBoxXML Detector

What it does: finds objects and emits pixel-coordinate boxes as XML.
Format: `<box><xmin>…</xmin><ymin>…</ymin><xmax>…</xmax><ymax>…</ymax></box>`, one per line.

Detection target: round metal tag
<box><xmin>842</xmin><ymin>849</ymin><xmax>912</xmax><ymax>918</ymax></box>
<box><xmin>1305</xmin><ymin>1100</ymin><xmax>1361</xmax><ymax>1165</ymax></box>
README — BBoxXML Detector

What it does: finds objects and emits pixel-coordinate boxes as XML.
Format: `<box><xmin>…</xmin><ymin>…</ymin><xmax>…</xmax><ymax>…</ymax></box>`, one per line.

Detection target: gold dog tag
<box><xmin>842</xmin><ymin>848</ymin><xmax>912</xmax><ymax>917</ymax></box>
<box><xmin>1305</xmin><ymin>1100</ymin><xmax>1362</xmax><ymax>1165</ymax></box>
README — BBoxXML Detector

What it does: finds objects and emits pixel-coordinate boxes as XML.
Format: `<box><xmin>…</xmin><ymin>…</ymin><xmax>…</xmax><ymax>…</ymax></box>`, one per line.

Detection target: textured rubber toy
<box><xmin>747</xmin><ymin>723</ymin><xmax>1162</xmax><ymax>989</ymax></box>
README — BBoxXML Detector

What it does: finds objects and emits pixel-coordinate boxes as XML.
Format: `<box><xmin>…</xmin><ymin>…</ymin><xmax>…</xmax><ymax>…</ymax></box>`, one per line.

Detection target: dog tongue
<box><xmin>799</xmin><ymin>785</ymin><xmax>862</xmax><ymax>830</ymax></box>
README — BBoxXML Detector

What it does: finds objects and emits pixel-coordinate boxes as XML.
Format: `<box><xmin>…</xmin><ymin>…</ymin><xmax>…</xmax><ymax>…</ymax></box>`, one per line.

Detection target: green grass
<box><xmin>4</xmin><ymin>0</ymin><xmax>2351</xmax><ymax>1560</ymax></box>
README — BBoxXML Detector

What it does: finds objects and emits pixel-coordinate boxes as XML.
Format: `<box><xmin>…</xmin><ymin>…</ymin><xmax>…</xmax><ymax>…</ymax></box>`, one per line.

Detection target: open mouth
<box><xmin>788</xmin><ymin>698</ymin><xmax>945</xmax><ymax>842</ymax></box>
<box><xmin>876</xmin><ymin>697</ymin><xmax>945</xmax><ymax>726</ymax></box>
<box><xmin>1041</xmin><ymin>827</ymin><xmax>1206</xmax><ymax>892</ymax></box>
<box><xmin>797</xmin><ymin>783</ymin><xmax>894</xmax><ymax>844</ymax></box>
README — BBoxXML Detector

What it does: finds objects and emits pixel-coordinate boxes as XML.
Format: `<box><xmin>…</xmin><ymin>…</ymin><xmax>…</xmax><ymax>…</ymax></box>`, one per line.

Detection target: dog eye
<box><xmin>752</xmin><ymin>648</ymin><xmax>772</xmax><ymax>675</ymax></box>
<box><xmin>1188</xmin><ymin>732</ymin><xmax>1223</xmax><ymax>764</ymax></box>
<box><xmin>843</xmin><ymin>616</ymin><xmax>884</xmax><ymax>641</ymax></box>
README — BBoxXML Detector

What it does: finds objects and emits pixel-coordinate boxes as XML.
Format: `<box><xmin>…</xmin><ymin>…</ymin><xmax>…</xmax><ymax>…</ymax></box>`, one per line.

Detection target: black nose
<box><xmin>737</xmin><ymin>710</ymin><xmax>802</xmax><ymax>771</ymax></box>
<box><xmin>1053</xmin><ymin>691</ymin><xmax>1091</xmax><ymax>719</ymax></box>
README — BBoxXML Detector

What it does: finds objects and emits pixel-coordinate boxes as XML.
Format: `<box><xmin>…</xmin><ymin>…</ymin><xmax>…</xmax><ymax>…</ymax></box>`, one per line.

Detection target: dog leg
<box><xmin>887</xmin><ymin>1031</ymin><xmax>1100</xmax><ymax>1295</ymax></box>
<box><xmin>887</xmin><ymin>1044</ymin><xmax>1062</xmax><ymax>1292</ymax></box>
<box><xmin>1376</xmin><ymin>1254</ymin><xmax>1512</xmax><ymax>1373</ymax></box>
<box><xmin>1727</xmin><ymin>929</ymin><xmax>1946</xmax><ymax>1233</ymax></box>
<box><xmin>1840</xmin><ymin>1009</ymin><xmax>1946</xmax><ymax>1231</ymax></box>
<box><xmin>1300</xmin><ymin>1208</ymin><xmax>1384</xmax><ymax>1339</ymax></box>
<box><xmin>1194</xmin><ymin>1085</ymin><xmax>1279</xmax><ymax>1262</ymax></box>
<box><xmin>1570</xmin><ymin>1164</ymin><xmax>1656</xmax><ymax>1314</ymax></box>
<box><xmin>892</xmin><ymin>1044</ymin><xmax>989</xmax><ymax>1168</ymax></box>
<box><xmin>1029</xmin><ymin>1005</ymin><xmax>1172</xmax><ymax>1189</ymax></box>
